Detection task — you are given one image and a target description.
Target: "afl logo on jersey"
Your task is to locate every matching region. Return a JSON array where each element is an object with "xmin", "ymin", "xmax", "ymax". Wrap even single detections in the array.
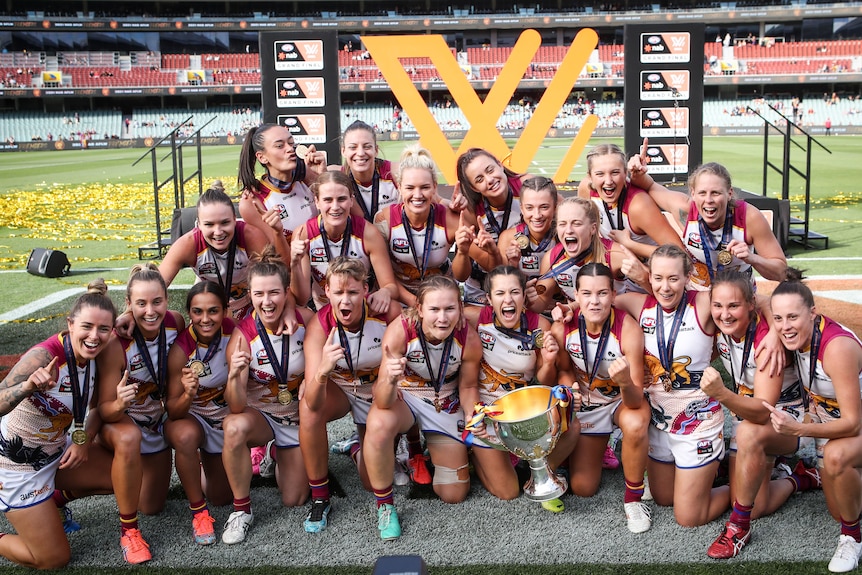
[
  {"xmin": 198, "ymin": 262, "xmax": 218, "ymax": 276},
  {"xmin": 479, "ymin": 330, "xmax": 496, "ymax": 350},
  {"xmin": 310, "ymin": 247, "xmax": 327, "ymax": 262},
  {"xmin": 57, "ymin": 375, "xmax": 73, "ymax": 393},
  {"xmin": 696, "ymin": 439, "xmax": 713, "ymax": 455},
  {"xmin": 557, "ymin": 273, "xmax": 573, "ymax": 287},
  {"xmin": 566, "ymin": 342, "xmax": 583, "ymax": 358},
  {"xmin": 717, "ymin": 341, "xmax": 731, "ymax": 359},
  {"xmin": 641, "ymin": 316, "xmax": 656, "ymax": 334},
  {"xmin": 406, "ymin": 350, "xmax": 424, "ymax": 363},
  {"xmin": 392, "ymin": 238, "xmax": 410, "ymax": 254},
  {"xmin": 522, "ymin": 255, "xmax": 540, "ymax": 271},
  {"xmin": 255, "ymin": 349, "xmax": 271, "ymax": 365},
  {"xmin": 687, "ymin": 232, "xmax": 703, "ymax": 250}
]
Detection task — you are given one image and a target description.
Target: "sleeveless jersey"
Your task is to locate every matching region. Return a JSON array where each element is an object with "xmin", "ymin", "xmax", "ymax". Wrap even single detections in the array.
[
  {"xmin": 545, "ymin": 237, "xmax": 614, "ymax": 301},
  {"xmin": 386, "ymin": 203, "xmax": 452, "ymax": 294},
  {"xmin": 251, "ymin": 177, "xmax": 317, "ymax": 242},
  {"xmin": 400, "ymin": 317, "xmax": 467, "ymax": 409},
  {"xmin": 173, "ymin": 318, "xmax": 236, "ymax": 428},
  {"xmin": 683, "ymin": 200, "xmax": 752, "ymax": 289},
  {"xmin": 795, "ymin": 315, "xmax": 862, "ymax": 421},
  {"xmin": 345, "ymin": 159, "xmax": 399, "ymax": 221},
  {"xmin": 591, "ymin": 184, "xmax": 656, "ymax": 248},
  {"xmin": 640, "ymin": 291, "xmax": 722, "ymax": 435},
  {"xmin": 512, "ymin": 222, "xmax": 555, "ymax": 279},
  {"xmin": 563, "ymin": 307, "xmax": 627, "ymax": 410},
  {"xmin": 318, "ymin": 301, "xmax": 387, "ymax": 403},
  {"xmin": 306, "ymin": 216, "xmax": 370, "ymax": 309},
  {"xmin": 715, "ymin": 312, "xmax": 802, "ymax": 418},
  {"xmin": 237, "ymin": 310, "xmax": 306, "ymax": 425},
  {"xmin": 119, "ymin": 313, "xmax": 181, "ymax": 433},
  {"xmin": 193, "ymin": 220, "xmax": 253, "ymax": 319},
  {"xmin": 476, "ymin": 306, "xmax": 540, "ymax": 404},
  {"xmin": 0, "ymin": 335, "xmax": 97, "ymax": 472}
]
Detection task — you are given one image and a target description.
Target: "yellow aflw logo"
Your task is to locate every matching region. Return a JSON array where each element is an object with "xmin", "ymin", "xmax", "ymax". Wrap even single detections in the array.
[{"xmin": 363, "ymin": 28, "xmax": 599, "ymax": 183}]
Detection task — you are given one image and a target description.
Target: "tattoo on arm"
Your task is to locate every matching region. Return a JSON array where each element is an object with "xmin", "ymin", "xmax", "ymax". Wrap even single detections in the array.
[
  {"xmin": 677, "ymin": 209, "xmax": 687, "ymax": 229},
  {"xmin": 0, "ymin": 348, "xmax": 52, "ymax": 415}
]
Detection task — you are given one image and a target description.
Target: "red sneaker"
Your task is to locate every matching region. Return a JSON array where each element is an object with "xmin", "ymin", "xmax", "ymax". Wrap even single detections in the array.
[
  {"xmin": 793, "ymin": 459, "xmax": 822, "ymax": 490},
  {"xmin": 707, "ymin": 521, "xmax": 751, "ymax": 559},
  {"xmin": 408, "ymin": 454, "xmax": 432, "ymax": 485},
  {"xmin": 120, "ymin": 528, "xmax": 152, "ymax": 564},
  {"xmin": 601, "ymin": 445, "xmax": 620, "ymax": 470}
]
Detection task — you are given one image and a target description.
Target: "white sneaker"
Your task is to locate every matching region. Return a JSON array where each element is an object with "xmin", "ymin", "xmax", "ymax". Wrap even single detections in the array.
[
  {"xmin": 772, "ymin": 460, "xmax": 793, "ymax": 481},
  {"xmin": 259, "ymin": 441, "xmax": 276, "ymax": 479},
  {"xmin": 624, "ymin": 501, "xmax": 652, "ymax": 534},
  {"xmin": 829, "ymin": 535, "xmax": 862, "ymax": 573},
  {"xmin": 642, "ymin": 474, "xmax": 653, "ymax": 501},
  {"xmin": 221, "ymin": 511, "xmax": 254, "ymax": 545},
  {"xmin": 393, "ymin": 435, "xmax": 410, "ymax": 486}
]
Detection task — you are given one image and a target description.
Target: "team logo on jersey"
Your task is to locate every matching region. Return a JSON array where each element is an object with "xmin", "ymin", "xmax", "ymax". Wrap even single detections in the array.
[
  {"xmin": 641, "ymin": 316, "xmax": 656, "ymax": 335},
  {"xmin": 310, "ymin": 247, "xmax": 327, "ymax": 262},
  {"xmin": 392, "ymin": 238, "xmax": 410, "ymax": 254},
  {"xmin": 129, "ymin": 353, "xmax": 146, "ymax": 373},
  {"xmin": 717, "ymin": 341, "xmax": 731, "ymax": 360},
  {"xmin": 557, "ymin": 273, "xmax": 573, "ymax": 288},
  {"xmin": 566, "ymin": 342, "xmax": 584, "ymax": 359},
  {"xmin": 479, "ymin": 331, "xmax": 496, "ymax": 350},
  {"xmin": 57, "ymin": 375, "xmax": 73, "ymax": 393},
  {"xmin": 276, "ymin": 203, "xmax": 289, "ymax": 219},
  {"xmin": 696, "ymin": 439, "xmax": 713, "ymax": 455},
  {"xmin": 406, "ymin": 350, "xmax": 424, "ymax": 363},
  {"xmin": 255, "ymin": 349, "xmax": 271, "ymax": 365},
  {"xmin": 522, "ymin": 255, "xmax": 540, "ymax": 271},
  {"xmin": 686, "ymin": 232, "xmax": 703, "ymax": 251},
  {"xmin": 198, "ymin": 262, "xmax": 218, "ymax": 276}
]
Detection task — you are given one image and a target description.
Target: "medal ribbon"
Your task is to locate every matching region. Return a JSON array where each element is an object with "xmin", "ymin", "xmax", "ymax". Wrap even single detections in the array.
[
  {"xmin": 255, "ymin": 316, "xmax": 290, "ymax": 390},
  {"xmin": 62, "ymin": 334, "xmax": 90, "ymax": 433},
  {"xmin": 517, "ymin": 223, "xmax": 554, "ymax": 256},
  {"xmin": 319, "ymin": 215, "xmax": 353, "ymax": 262},
  {"xmin": 493, "ymin": 312, "xmax": 534, "ymax": 348},
  {"xmin": 416, "ymin": 328, "xmax": 454, "ymax": 395},
  {"xmin": 335, "ymin": 304, "xmax": 367, "ymax": 379},
  {"xmin": 402, "ymin": 204, "xmax": 436, "ymax": 281},
  {"xmin": 348, "ymin": 166, "xmax": 380, "ymax": 222},
  {"xmin": 601, "ymin": 186, "xmax": 627, "ymax": 231},
  {"xmin": 577, "ymin": 313, "xmax": 612, "ymax": 394},
  {"xmin": 723, "ymin": 319, "xmax": 756, "ymax": 394},
  {"xmin": 697, "ymin": 206, "xmax": 734, "ymax": 280},
  {"xmin": 655, "ymin": 294, "xmax": 688, "ymax": 384},
  {"xmin": 794, "ymin": 315, "xmax": 824, "ymax": 411},
  {"xmin": 192, "ymin": 326, "xmax": 223, "ymax": 365},
  {"xmin": 482, "ymin": 191, "xmax": 513, "ymax": 239},
  {"xmin": 212, "ymin": 234, "xmax": 237, "ymax": 302},
  {"xmin": 132, "ymin": 324, "xmax": 168, "ymax": 397},
  {"xmin": 537, "ymin": 246, "xmax": 593, "ymax": 281}
]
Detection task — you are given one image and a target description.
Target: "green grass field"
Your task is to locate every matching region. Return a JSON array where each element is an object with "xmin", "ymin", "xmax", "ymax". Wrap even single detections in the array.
[{"xmin": 0, "ymin": 135, "xmax": 859, "ymax": 319}]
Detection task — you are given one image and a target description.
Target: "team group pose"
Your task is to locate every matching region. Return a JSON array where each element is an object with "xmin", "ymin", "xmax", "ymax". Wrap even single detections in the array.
[{"xmin": 1, "ymin": 135, "xmax": 857, "ymax": 572}]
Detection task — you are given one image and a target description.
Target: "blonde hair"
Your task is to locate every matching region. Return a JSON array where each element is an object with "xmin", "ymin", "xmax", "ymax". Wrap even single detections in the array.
[
  {"xmin": 326, "ymin": 256, "xmax": 368, "ymax": 285},
  {"xmin": 311, "ymin": 170, "xmax": 354, "ymax": 199},
  {"xmin": 586, "ymin": 143, "xmax": 627, "ymax": 174},
  {"xmin": 395, "ymin": 144, "xmax": 438, "ymax": 186},
  {"xmin": 127, "ymin": 262, "xmax": 167, "ymax": 300},
  {"xmin": 557, "ymin": 197, "xmax": 606, "ymax": 264},
  {"xmin": 402, "ymin": 275, "xmax": 461, "ymax": 325}
]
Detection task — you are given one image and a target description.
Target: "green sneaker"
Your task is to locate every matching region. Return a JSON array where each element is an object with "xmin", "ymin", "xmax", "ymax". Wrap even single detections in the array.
[{"xmin": 377, "ymin": 504, "xmax": 401, "ymax": 541}]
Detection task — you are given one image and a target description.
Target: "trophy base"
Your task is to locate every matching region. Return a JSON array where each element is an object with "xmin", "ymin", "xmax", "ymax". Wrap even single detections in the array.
[{"xmin": 522, "ymin": 459, "xmax": 568, "ymax": 502}]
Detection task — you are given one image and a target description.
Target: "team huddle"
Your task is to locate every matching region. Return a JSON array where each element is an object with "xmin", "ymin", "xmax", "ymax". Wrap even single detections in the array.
[{"xmin": 1, "ymin": 121, "xmax": 862, "ymax": 573}]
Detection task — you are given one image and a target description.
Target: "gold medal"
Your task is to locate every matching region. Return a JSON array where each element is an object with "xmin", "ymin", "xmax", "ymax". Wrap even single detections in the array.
[
  {"xmin": 187, "ymin": 360, "xmax": 206, "ymax": 376},
  {"xmin": 717, "ymin": 250, "xmax": 733, "ymax": 266},
  {"xmin": 277, "ymin": 388, "xmax": 293, "ymax": 405},
  {"xmin": 295, "ymin": 144, "xmax": 309, "ymax": 160},
  {"xmin": 71, "ymin": 428, "xmax": 87, "ymax": 446},
  {"xmin": 531, "ymin": 329, "xmax": 544, "ymax": 349},
  {"xmin": 515, "ymin": 233, "xmax": 530, "ymax": 250}
]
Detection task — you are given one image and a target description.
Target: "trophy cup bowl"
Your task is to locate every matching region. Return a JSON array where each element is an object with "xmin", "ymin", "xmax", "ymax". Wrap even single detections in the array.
[{"xmin": 484, "ymin": 386, "xmax": 568, "ymax": 502}]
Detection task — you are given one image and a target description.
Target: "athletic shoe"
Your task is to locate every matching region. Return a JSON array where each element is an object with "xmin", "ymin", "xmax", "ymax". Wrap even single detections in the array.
[
  {"xmin": 259, "ymin": 441, "xmax": 276, "ymax": 479},
  {"xmin": 221, "ymin": 511, "xmax": 254, "ymax": 545},
  {"xmin": 541, "ymin": 498, "xmax": 565, "ymax": 513},
  {"xmin": 377, "ymin": 504, "xmax": 401, "ymax": 541},
  {"xmin": 642, "ymin": 474, "xmax": 653, "ymax": 502},
  {"xmin": 192, "ymin": 509, "xmax": 216, "ymax": 545},
  {"xmin": 303, "ymin": 499, "xmax": 332, "ymax": 533},
  {"xmin": 120, "ymin": 528, "xmax": 152, "ymax": 564},
  {"xmin": 59, "ymin": 506, "xmax": 81, "ymax": 533},
  {"xmin": 408, "ymin": 454, "xmax": 432, "ymax": 485},
  {"xmin": 793, "ymin": 459, "xmax": 822, "ymax": 490},
  {"xmin": 602, "ymin": 445, "xmax": 620, "ymax": 470},
  {"xmin": 330, "ymin": 431, "xmax": 360, "ymax": 454},
  {"xmin": 250, "ymin": 446, "xmax": 266, "ymax": 476},
  {"xmin": 772, "ymin": 459, "xmax": 793, "ymax": 481},
  {"xmin": 393, "ymin": 460, "xmax": 410, "ymax": 486},
  {"xmin": 707, "ymin": 521, "xmax": 752, "ymax": 559},
  {"xmin": 829, "ymin": 535, "xmax": 862, "ymax": 573},
  {"xmin": 624, "ymin": 501, "xmax": 652, "ymax": 534}
]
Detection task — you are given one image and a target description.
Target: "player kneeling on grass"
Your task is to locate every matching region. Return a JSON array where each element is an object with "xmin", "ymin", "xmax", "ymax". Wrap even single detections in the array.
[{"xmin": 364, "ymin": 276, "xmax": 482, "ymax": 541}]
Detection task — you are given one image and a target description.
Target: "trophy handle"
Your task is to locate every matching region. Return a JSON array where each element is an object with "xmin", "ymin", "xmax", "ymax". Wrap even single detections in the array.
[{"xmin": 463, "ymin": 407, "xmax": 508, "ymax": 450}]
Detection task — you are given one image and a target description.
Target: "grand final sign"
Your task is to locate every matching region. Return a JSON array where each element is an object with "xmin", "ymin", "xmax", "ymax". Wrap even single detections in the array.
[{"xmin": 363, "ymin": 28, "xmax": 599, "ymax": 184}]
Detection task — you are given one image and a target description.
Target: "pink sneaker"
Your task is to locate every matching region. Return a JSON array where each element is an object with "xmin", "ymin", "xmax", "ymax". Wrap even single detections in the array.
[
  {"xmin": 602, "ymin": 445, "xmax": 620, "ymax": 470},
  {"xmin": 250, "ymin": 446, "xmax": 266, "ymax": 476}
]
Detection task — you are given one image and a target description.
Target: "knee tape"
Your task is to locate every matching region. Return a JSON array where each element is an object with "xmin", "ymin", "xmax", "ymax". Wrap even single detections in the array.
[{"xmin": 432, "ymin": 463, "xmax": 470, "ymax": 485}]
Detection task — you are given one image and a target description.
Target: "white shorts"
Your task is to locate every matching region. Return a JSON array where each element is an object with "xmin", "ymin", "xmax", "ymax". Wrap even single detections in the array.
[
  {"xmin": 347, "ymin": 394, "xmax": 372, "ymax": 426},
  {"xmin": 401, "ymin": 391, "xmax": 464, "ymax": 443},
  {"xmin": 578, "ymin": 401, "xmax": 622, "ymax": 436},
  {"xmin": 728, "ymin": 399, "xmax": 804, "ymax": 453},
  {"xmin": 139, "ymin": 422, "xmax": 169, "ymax": 455},
  {"xmin": 261, "ymin": 411, "xmax": 301, "ymax": 449},
  {"xmin": 190, "ymin": 412, "xmax": 226, "ymax": 455},
  {"xmin": 0, "ymin": 438, "xmax": 68, "ymax": 512},
  {"xmin": 648, "ymin": 424, "xmax": 725, "ymax": 469}
]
